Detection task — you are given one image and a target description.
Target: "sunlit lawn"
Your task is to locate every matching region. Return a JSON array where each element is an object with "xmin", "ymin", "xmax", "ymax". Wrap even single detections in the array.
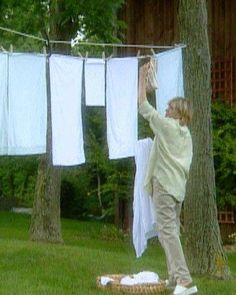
[{"xmin": 0, "ymin": 211, "xmax": 235, "ymax": 294}]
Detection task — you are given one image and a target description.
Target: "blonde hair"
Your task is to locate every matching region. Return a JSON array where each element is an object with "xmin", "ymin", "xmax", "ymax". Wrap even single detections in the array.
[{"xmin": 169, "ymin": 97, "xmax": 193, "ymax": 126}]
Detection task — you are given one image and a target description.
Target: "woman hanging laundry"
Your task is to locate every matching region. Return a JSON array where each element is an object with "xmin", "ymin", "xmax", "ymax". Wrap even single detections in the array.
[{"xmin": 138, "ymin": 61, "xmax": 198, "ymax": 295}]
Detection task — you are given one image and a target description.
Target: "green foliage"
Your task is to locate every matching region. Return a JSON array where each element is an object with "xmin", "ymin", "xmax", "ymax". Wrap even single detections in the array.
[
  {"xmin": 0, "ymin": 0, "xmax": 125, "ymax": 51},
  {"xmin": 212, "ymin": 102, "xmax": 236, "ymax": 209},
  {"xmin": 0, "ymin": 156, "xmax": 38, "ymax": 208},
  {"xmin": 71, "ymin": 0, "xmax": 126, "ymax": 42},
  {"xmin": 0, "ymin": 0, "xmax": 48, "ymax": 51}
]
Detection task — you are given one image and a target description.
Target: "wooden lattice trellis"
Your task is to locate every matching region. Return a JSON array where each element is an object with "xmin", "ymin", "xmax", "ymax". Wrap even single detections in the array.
[
  {"xmin": 218, "ymin": 210, "xmax": 235, "ymax": 224},
  {"xmin": 211, "ymin": 57, "xmax": 234, "ymax": 106}
]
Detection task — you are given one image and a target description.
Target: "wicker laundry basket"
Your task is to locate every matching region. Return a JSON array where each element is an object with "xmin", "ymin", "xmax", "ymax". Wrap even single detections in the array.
[{"xmin": 96, "ymin": 274, "xmax": 165, "ymax": 294}]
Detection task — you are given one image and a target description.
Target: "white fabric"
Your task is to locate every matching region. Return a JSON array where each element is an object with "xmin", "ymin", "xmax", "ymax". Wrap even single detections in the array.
[
  {"xmin": 100, "ymin": 276, "xmax": 114, "ymax": 286},
  {"xmin": 0, "ymin": 53, "xmax": 8, "ymax": 155},
  {"xmin": 120, "ymin": 271, "xmax": 159, "ymax": 285},
  {"xmin": 133, "ymin": 138, "xmax": 158, "ymax": 258},
  {"xmin": 106, "ymin": 57, "xmax": 138, "ymax": 159},
  {"xmin": 50, "ymin": 54, "xmax": 85, "ymax": 166},
  {"xmin": 8, "ymin": 53, "xmax": 47, "ymax": 155},
  {"xmin": 155, "ymin": 48, "xmax": 184, "ymax": 116},
  {"xmin": 85, "ymin": 58, "xmax": 105, "ymax": 106}
]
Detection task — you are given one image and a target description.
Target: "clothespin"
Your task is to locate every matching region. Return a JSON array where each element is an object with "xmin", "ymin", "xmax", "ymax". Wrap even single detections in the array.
[
  {"xmin": 77, "ymin": 51, "xmax": 83, "ymax": 58},
  {"xmin": 150, "ymin": 48, "xmax": 156, "ymax": 56},
  {"xmin": 102, "ymin": 51, "xmax": 105, "ymax": 61},
  {"xmin": 85, "ymin": 51, "xmax": 88, "ymax": 61},
  {"xmin": 9, "ymin": 44, "xmax": 13, "ymax": 53},
  {"xmin": 136, "ymin": 50, "xmax": 140, "ymax": 58},
  {"xmin": 107, "ymin": 53, "xmax": 113, "ymax": 61}
]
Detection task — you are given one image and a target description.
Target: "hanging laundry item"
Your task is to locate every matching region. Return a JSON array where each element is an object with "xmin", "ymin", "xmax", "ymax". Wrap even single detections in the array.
[
  {"xmin": 8, "ymin": 53, "xmax": 47, "ymax": 155},
  {"xmin": 133, "ymin": 138, "xmax": 158, "ymax": 258},
  {"xmin": 0, "ymin": 53, "xmax": 8, "ymax": 155},
  {"xmin": 50, "ymin": 54, "xmax": 85, "ymax": 166},
  {"xmin": 155, "ymin": 48, "xmax": 184, "ymax": 116},
  {"xmin": 84, "ymin": 58, "xmax": 105, "ymax": 106},
  {"xmin": 106, "ymin": 57, "xmax": 138, "ymax": 159}
]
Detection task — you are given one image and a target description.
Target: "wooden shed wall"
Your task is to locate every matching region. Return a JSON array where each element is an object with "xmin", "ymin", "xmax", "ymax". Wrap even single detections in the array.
[
  {"xmin": 119, "ymin": 0, "xmax": 236, "ymax": 104},
  {"xmin": 209, "ymin": 0, "xmax": 236, "ymax": 58},
  {"xmin": 119, "ymin": 0, "xmax": 178, "ymax": 55},
  {"xmin": 209, "ymin": 0, "xmax": 236, "ymax": 105}
]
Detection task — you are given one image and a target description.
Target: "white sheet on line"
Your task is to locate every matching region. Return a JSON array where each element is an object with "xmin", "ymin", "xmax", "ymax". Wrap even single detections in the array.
[
  {"xmin": 85, "ymin": 58, "xmax": 105, "ymax": 106},
  {"xmin": 0, "ymin": 53, "xmax": 8, "ymax": 155},
  {"xmin": 133, "ymin": 138, "xmax": 158, "ymax": 258},
  {"xmin": 8, "ymin": 53, "xmax": 47, "ymax": 155},
  {"xmin": 155, "ymin": 48, "xmax": 184, "ymax": 116},
  {"xmin": 106, "ymin": 57, "xmax": 138, "ymax": 159},
  {"xmin": 50, "ymin": 54, "xmax": 85, "ymax": 166}
]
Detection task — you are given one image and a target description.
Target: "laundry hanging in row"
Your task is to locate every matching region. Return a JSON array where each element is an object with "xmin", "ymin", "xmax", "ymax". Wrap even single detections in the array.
[
  {"xmin": 0, "ymin": 48, "xmax": 184, "ymax": 165},
  {"xmin": 0, "ymin": 53, "xmax": 47, "ymax": 155}
]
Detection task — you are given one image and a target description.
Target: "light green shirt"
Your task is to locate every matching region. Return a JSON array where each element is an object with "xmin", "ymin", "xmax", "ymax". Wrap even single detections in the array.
[{"xmin": 139, "ymin": 100, "xmax": 193, "ymax": 202}]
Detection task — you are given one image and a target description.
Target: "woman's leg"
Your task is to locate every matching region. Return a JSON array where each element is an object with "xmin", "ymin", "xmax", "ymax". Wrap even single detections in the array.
[{"xmin": 153, "ymin": 178, "xmax": 192, "ymax": 285}]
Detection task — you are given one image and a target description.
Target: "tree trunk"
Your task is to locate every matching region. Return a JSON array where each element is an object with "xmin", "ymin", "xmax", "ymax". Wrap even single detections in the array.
[
  {"xmin": 30, "ymin": 55, "xmax": 63, "ymax": 243},
  {"xmin": 30, "ymin": 0, "xmax": 75, "ymax": 242},
  {"xmin": 178, "ymin": 0, "xmax": 231, "ymax": 278},
  {"xmin": 30, "ymin": 158, "xmax": 62, "ymax": 242}
]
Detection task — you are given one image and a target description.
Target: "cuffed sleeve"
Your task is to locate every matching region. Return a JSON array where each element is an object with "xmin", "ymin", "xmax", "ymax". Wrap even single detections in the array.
[{"xmin": 139, "ymin": 100, "xmax": 156, "ymax": 119}]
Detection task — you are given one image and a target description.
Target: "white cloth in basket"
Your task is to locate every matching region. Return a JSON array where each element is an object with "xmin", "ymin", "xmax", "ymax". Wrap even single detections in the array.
[{"xmin": 120, "ymin": 271, "xmax": 159, "ymax": 285}]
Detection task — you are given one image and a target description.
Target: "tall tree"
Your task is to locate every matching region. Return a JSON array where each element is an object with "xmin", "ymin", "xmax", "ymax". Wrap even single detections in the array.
[
  {"xmin": 178, "ymin": 0, "xmax": 230, "ymax": 278},
  {"xmin": 30, "ymin": 1, "xmax": 74, "ymax": 243}
]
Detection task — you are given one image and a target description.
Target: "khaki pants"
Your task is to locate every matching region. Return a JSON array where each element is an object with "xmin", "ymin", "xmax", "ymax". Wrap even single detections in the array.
[{"xmin": 152, "ymin": 178, "xmax": 192, "ymax": 285}]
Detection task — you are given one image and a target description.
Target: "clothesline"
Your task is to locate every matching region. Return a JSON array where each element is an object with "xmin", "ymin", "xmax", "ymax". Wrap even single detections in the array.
[{"xmin": 0, "ymin": 25, "xmax": 186, "ymax": 50}]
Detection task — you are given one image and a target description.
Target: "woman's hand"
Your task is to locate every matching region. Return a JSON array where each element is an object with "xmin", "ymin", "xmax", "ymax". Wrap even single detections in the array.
[
  {"xmin": 139, "ymin": 62, "xmax": 150, "ymax": 78},
  {"xmin": 138, "ymin": 62, "xmax": 150, "ymax": 105}
]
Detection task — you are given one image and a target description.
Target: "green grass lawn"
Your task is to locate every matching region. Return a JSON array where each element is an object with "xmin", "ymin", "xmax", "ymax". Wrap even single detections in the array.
[{"xmin": 0, "ymin": 211, "xmax": 235, "ymax": 295}]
